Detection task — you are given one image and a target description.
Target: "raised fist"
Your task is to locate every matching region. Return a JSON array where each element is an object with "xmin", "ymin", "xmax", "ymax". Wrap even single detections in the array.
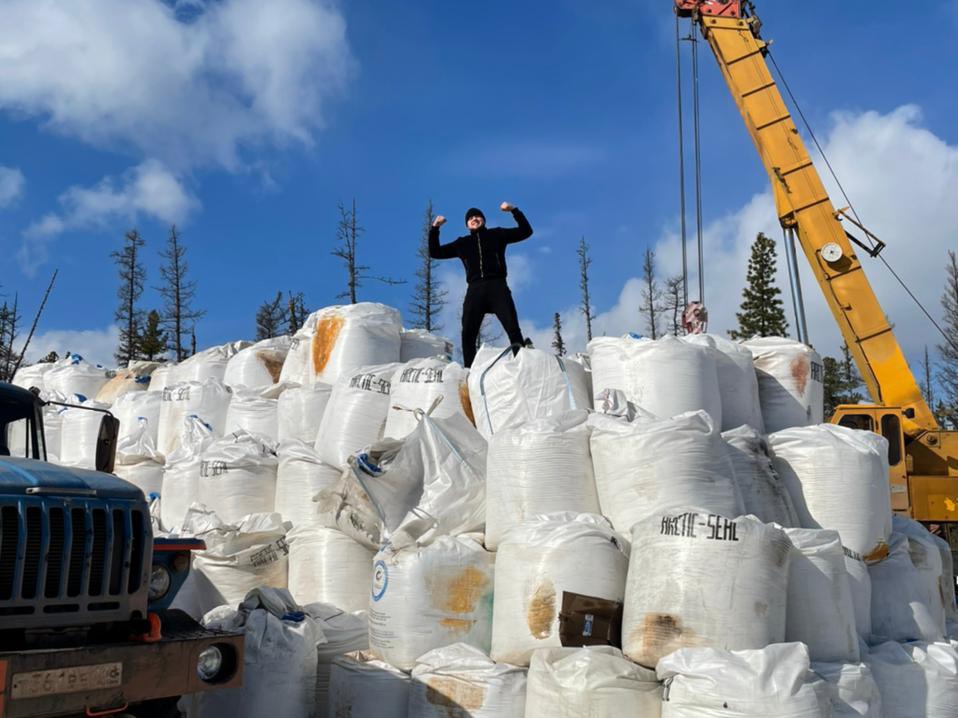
[
  {"xmin": 433, "ymin": 215, "xmax": 446, "ymax": 227},
  {"xmin": 500, "ymin": 201, "xmax": 515, "ymax": 212}
]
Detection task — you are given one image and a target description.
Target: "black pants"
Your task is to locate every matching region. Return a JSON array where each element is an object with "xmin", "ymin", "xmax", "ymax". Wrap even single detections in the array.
[{"xmin": 461, "ymin": 278, "xmax": 525, "ymax": 368}]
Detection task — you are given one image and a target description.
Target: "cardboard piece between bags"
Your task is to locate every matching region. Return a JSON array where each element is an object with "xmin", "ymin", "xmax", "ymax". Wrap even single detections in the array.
[{"xmin": 559, "ymin": 591, "xmax": 623, "ymax": 648}]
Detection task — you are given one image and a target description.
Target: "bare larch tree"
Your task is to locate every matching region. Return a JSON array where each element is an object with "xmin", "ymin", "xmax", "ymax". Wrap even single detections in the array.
[
  {"xmin": 639, "ymin": 248, "xmax": 662, "ymax": 339},
  {"xmin": 112, "ymin": 229, "xmax": 146, "ymax": 366},
  {"xmin": 332, "ymin": 198, "xmax": 404, "ymax": 304},
  {"xmin": 158, "ymin": 225, "xmax": 205, "ymax": 361},
  {"xmin": 410, "ymin": 200, "xmax": 447, "ymax": 331},
  {"xmin": 578, "ymin": 237, "xmax": 595, "ymax": 342}
]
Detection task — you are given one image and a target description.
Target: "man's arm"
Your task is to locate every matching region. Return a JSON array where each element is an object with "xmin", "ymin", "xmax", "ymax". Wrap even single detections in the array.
[
  {"xmin": 498, "ymin": 201, "xmax": 533, "ymax": 244},
  {"xmin": 428, "ymin": 215, "xmax": 459, "ymax": 259}
]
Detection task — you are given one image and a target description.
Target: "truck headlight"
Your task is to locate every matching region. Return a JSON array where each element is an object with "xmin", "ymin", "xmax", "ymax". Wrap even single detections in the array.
[
  {"xmin": 148, "ymin": 565, "xmax": 171, "ymax": 600},
  {"xmin": 197, "ymin": 646, "xmax": 223, "ymax": 682}
]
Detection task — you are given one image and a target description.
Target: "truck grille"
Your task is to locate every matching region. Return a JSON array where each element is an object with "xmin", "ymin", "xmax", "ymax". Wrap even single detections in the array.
[{"xmin": 0, "ymin": 497, "xmax": 150, "ymax": 629}]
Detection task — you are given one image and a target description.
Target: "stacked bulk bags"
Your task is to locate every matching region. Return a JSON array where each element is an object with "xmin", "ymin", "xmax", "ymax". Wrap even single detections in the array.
[
  {"xmin": 491, "ymin": 513, "xmax": 628, "ymax": 666},
  {"xmin": 587, "ymin": 334, "xmax": 722, "ymax": 426},
  {"xmin": 892, "ymin": 515, "xmax": 956, "ymax": 628},
  {"xmin": 844, "ymin": 550, "xmax": 873, "ymax": 641},
  {"xmin": 812, "ymin": 662, "xmax": 882, "ymax": 718},
  {"xmin": 744, "ymin": 337, "xmax": 824, "ymax": 432},
  {"xmin": 723, "ymin": 425, "xmax": 798, "ymax": 526},
  {"xmin": 623, "ymin": 509, "xmax": 791, "ymax": 668},
  {"xmin": 280, "ymin": 303, "xmax": 402, "ymax": 387},
  {"xmin": 306, "ymin": 605, "xmax": 369, "ymax": 717},
  {"xmin": 400, "ymin": 328, "xmax": 452, "ymax": 361},
  {"xmin": 468, "ymin": 346, "xmax": 591, "ymax": 439},
  {"xmin": 408, "ymin": 644, "xmax": 527, "ymax": 718},
  {"xmin": 384, "ymin": 358, "xmax": 470, "ymax": 439},
  {"xmin": 58, "ymin": 399, "xmax": 110, "ymax": 469},
  {"xmin": 315, "ymin": 363, "xmax": 399, "ymax": 468},
  {"xmin": 867, "ymin": 640, "xmax": 958, "ymax": 718},
  {"xmin": 276, "ymin": 382, "xmax": 332, "ymax": 443},
  {"xmin": 287, "ymin": 526, "xmax": 373, "ymax": 612},
  {"xmin": 160, "ymin": 416, "xmax": 214, "ymax": 531},
  {"xmin": 45, "ymin": 353, "xmax": 112, "ymax": 400},
  {"xmin": 589, "ymin": 411, "xmax": 742, "ymax": 534},
  {"xmin": 685, "ymin": 334, "xmax": 763, "ymax": 431},
  {"xmin": 41, "ymin": 400, "xmax": 68, "ymax": 464},
  {"xmin": 156, "ymin": 378, "xmax": 232, "ymax": 458},
  {"xmin": 198, "ymin": 430, "xmax": 278, "ymax": 524},
  {"xmin": 485, "ymin": 411, "xmax": 599, "ymax": 549},
  {"xmin": 114, "ymin": 420, "xmax": 164, "ymax": 497},
  {"xmin": 170, "ymin": 341, "xmax": 248, "ymax": 385},
  {"xmin": 96, "ymin": 362, "xmax": 156, "ymax": 403},
  {"xmin": 784, "ymin": 528, "xmax": 860, "ymax": 662},
  {"xmin": 369, "ymin": 534, "xmax": 494, "ymax": 671},
  {"xmin": 148, "ymin": 364, "xmax": 174, "ymax": 394},
  {"xmin": 12, "ymin": 361, "xmax": 55, "ymax": 393},
  {"xmin": 223, "ymin": 336, "xmax": 290, "ymax": 390},
  {"xmin": 328, "ymin": 651, "xmax": 411, "ymax": 718},
  {"xmin": 274, "ymin": 441, "xmax": 341, "ymax": 527},
  {"xmin": 657, "ymin": 643, "xmax": 830, "ymax": 718},
  {"xmin": 223, "ymin": 388, "xmax": 278, "ymax": 441},
  {"xmin": 869, "ymin": 532, "xmax": 945, "ymax": 643},
  {"xmin": 770, "ymin": 424, "xmax": 891, "ymax": 562},
  {"xmin": 111, "ymin": 390, "xmax": 163, "ymax": 445},
  {"xmin": 525, "ymin": 646, "xmax": 661, "ymax": 718}
]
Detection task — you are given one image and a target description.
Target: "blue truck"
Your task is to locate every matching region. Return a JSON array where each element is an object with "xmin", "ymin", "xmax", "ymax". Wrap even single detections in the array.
[{"xmin": 0, "ymin": 382, "xmax": 243, "ymax": 718}]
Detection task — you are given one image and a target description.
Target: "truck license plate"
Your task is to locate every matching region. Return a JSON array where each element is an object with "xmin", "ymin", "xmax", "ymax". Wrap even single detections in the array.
[{"xmin": 11, "ymin": 662, "xmax": 122, "ymax": 699}]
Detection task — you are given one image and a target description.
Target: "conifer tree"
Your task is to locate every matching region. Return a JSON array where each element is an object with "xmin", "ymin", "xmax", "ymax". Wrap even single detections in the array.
[
  {"xmin": 410, "ymin": 200, "xmax": 447, "ymax": 331},
  {"xmin": 158, "ymin": 225, "xmax": 204, "ymax": 362},
  {"xmin": 663, "ymin": 275, "xmax": 685, "ymax": 336},
  {"xmin": 938, "ymin": 250, "xmax": 958, "ymax": 427},
  {"xmin": 551, "ymin": 312, "xmax": 566, "ymax": 357},
  {"xmin": 578, "ymin": 237, "xmax": 595, "ymax": 342},
  {"xmin": 256, "ymin": 292, "xmax": 288, "ymax": 340},
  {"xmin": 729, "ymin": 232, "xmax": 789, "ymax": 340},
  {"xmin": 639, "ymin": 248, "xmax": 662, "ymax": 339},
  {"xmin": 112, "ymin": 229, "xmax": 146, "ymax": 366},
  {"xmin": 918, "ymin": 345, "xmax": 935, "ymax": 409},
  {"xmin": 0, "ymin": 297, "xmax": 19, "ymax": 382},
  {"xmin": 138, "ymin": 310, "xmax": 167, "ymax": 361},
  {"xmin": 287, "ymin": 292, "xmax": 309, "ymax": 335},
  {"xmin": 822, "ymin": 342, "xmax": 865, "ymax": 417}
]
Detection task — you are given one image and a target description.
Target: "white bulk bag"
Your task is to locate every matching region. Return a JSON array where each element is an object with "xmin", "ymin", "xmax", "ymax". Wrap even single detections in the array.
[
  {"xmin": 525, "ymin": 646, "xmax": 661, "ymax": 718},
  {"xmin": 288, "ymin": 526, "xmax": 373, "ymax": 613},
  {"xmin": 384, "ymin": 358, "xmax": 470, "ymax": 439},
  {"xmin": 867, "ymin": 640, "xmax": 958, "ymax": 718},
  {"xmin": 148, "ymin": 364, "xmax": 174, "ymax": 393},
  {"xmin": 160, "ymin": 417, "xmax": 215, "ymax": 531},
  {"xmin": 587, "ymin": 334, "xmax": 722, "ymax": 426},
  {"xmin": 114, "ymin": 420, "xmax": 164, "ymax": 497},
  {"xmin": 744, "ymin": 337, "xmax": 824, "ymax": 432},
  {"xmin": 280, "ymin": 303, "xmax": 402, "ymax": 387},
  {"xmin": 686, "ymin": 334, "xmax": 764, "ymax": 431},
  {"xmin": 194, "ymin": 588, "xmax": 319, "ymax": 718},
  {"xmin": 170, "ymin": 341, "xmax": 249, "ymax": 385},
  {"xmin": 157, "ymin": 378, "xmax": 232, "ymax": 458},
  {"xmin": 223, "ymin": 336, "xmax": 290, "ymax": 390},
  {"xmin": 58, "ymin": 399, "xmax": 111, "ymax": 469},
  {"xmin": 369, "ymin": 534, "xmax": 494, "ymax": 671},
  {"xmin": 275, "ymin": 440, "xmax": 341, "ymax": 527},
  {"xmin": 315, "ymin": 470, "xmax": 384, "ymax": 550},
  {"xmin": 844, "ymin": 551, "xmax": 873, "ymax": 640},
  {"xmin": 305, "ymin": 604, "xmax": 368, "ymax": 718},
  {"xmin": 623, "ymin": 509, "xmax": 791, "ymax": 668},
  {"xmin": 198, "ymin": 430, "xmax": 278, "ymax": 525},
  {"xmin": 112, "ymin": 391, "xmax": 163, "ymax": 446},
  {"xmin": 491, "ymin": 513, "xmax": 629, "ymax": 666},
  {"xmin": 41, "ymin": 400, "xmax": 68, "ymax": 464},
  {"xmin": 589, "ymin": 411, "xmax": 743, "ymax": 534},
  {"xmin": 276, "ymin": 382, "xmax": 332, "ymax": 443},
  {"xmin": 769, "ymin": 424, "xmax": 892, "ymax": 562},
  {"xmin": 812, "ymin": 662, "xmax": 882, "ymax": 718},
  {"xmin": 723, "ymin": 425, "xmax": 798, "ymax": 526},
  {"xmin": 784, "ymin": 528, "xmax": 860, "ymax": 662},
  {"xmin": 12, "ymin": 362, "xmax": 55, "ymax": 394},
  {"xmin": 869, "ymin": 532, "xmax": 945, "ymax": 643},
  {"xmin": 96, "ymin": 364, "xmax": 155, "ymax": 404},
  {"xmin": 328, "ymin": 651, "xmax": 410, "ymax": 718},
  {"xmin": 485, "ymin": 410, "xmax": 599, "ymax": 550},
  {"xmin": 409, "ymin": 644, "xmax": 527, "ymax": 718},
  {"xmin": 315, "ymin": 363, "xmax": 399, "ymax": 468},
  {"xmin": 223, "ymin": 388, "xmax": 278, "ymax": 441},
  {"xmin": 892, "ymin": 515, "xmax": 956, "ymax": 627},
  {"xmin": 657, "ymin": 643, "xmax": 830, "ymax": 718},
  {"xmin": 400, "ymin": 328, "xmax": 452, "ymax": 362},
  {"xmin": 45, "ymin": 354, "xmax": 112, "ymax": 401},
  {"xmin": 173, "ymin": 508, "xmax": 290, "ymax": 618},
  {"xmin": 468, "ymin": 346, "xmax": 591, "ymax": 439}
]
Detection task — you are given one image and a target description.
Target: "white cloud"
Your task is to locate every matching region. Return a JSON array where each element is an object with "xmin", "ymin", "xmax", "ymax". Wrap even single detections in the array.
[
  {"xmin": 18, "ymin": 160, "xmax": 196, "ymax": 275},
  {"xmin": 0, "ymin": 166, "xmax": 25, "ymax": 207},
  {"xmin": 0, "ymin": 0, "xmax": 353, "ymax": 170},
  {"xmin": 21, "ymin": 325, "xmax": 120, "ymax": 368}
]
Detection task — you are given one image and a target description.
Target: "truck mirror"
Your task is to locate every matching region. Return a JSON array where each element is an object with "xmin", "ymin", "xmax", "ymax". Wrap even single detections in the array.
[{"xmin": 96, "ymin": 414, "xmax": 120, "ymax": 474}]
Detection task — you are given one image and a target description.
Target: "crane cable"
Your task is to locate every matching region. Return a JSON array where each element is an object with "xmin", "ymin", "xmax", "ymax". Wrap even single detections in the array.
[
  {"xmin": 765, "ymin": 48, "xmax": 958, "ymax": 357},
  {"xmin": 691, "ymin": 23, "xmax": 705, "ymax": 307},
  {"xmin": 675, "ymin": 14, "xmax": 689, "ymax": 307}
]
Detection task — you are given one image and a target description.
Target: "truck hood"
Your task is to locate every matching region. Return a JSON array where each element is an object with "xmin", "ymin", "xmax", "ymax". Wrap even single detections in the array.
[{"xmin": 0, "ymin": 456, "xmax": 145, "ymax": 501}]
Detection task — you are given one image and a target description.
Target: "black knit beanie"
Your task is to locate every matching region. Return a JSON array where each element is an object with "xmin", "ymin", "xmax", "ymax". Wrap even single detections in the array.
[{"xmin": 464, "ymin": 207, "xmax": 485, "ymax": 223}]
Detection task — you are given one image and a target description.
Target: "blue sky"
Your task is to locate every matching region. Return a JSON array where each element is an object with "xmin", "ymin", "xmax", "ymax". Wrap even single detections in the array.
[{"xmin": 2, "ymin": 0, "xmax": 957, "ymax": 371}]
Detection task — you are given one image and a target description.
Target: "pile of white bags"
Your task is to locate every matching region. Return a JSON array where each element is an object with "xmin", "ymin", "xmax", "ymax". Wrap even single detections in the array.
[
  {"xmin": 159, "ymin": 416, "xmax": 214, "ymax": 531},
  {"xmin": 288, "ymin": 526, "xmax": 373, "ymax": 613},
  {"xmin": 274, "ymin": 440, "xmax": 341, "ymax": 527},
  {"xmin": 368, "ymin": 535, "xmax": 494, "ymax": 671},
  {"xmin": 223, "ymin": 336, "xmax": 290, "ymax": 390},
  {"xmin": 41, "ymin": 400, "xmax": 68, "ymax": 464},
  {"xmin": 223, "ymin": 388, "xmax": 278, "ymax": 441},
  {"xmin": 723, "ymin": 425, "xmax": 797, "ymax": 526},
  {"xmin": 867, "ymin": 640, "xmax": 958, "ymax": 718},
  {"xmin": 485, "ymin": 410, "xmax": 599, "ymax": 549},
  {"xmin": 685, "ymin": 334, "xmax": 764, "ymax": 431},
  {"xmin": 409, "ymin": 644, "xmax": 527, "ymax": 718},
  {"xmin": 468, "ymin": 346, "xmax": 591, "ymax": 439},
  {"xmin": 892, "ymin": 515, "xmax": 956, "ymax": 628},
  {"xmin": 589, "ymin": 411, "xmax": 742, "ymax": 534},
  {"xmin": 770, "ymin": 424, "xmax": 892, "ymax": 562},
  {"xmin": 96, "ymin": 362, "xmax": 156, "ymax": 403},
  {"xmin": 12, "ymin": 362, "xmax": 55, "ymax": 393},
  {"xmin": 384, "ymin": 358, "xmax": 470, "ymax": 439},
  {"xmin": 148, "ymin": 364, "xmax": 173, "ymax": 393},
  {"xmin": 170, "ymin": 341, "xmax": 249, "ymax": 385},
  {"xmin": 157, "ymin": 378, "xmax": 232, "ymax": 458},
  {"xmin": 45, "ymin": 353, "xmax": 112, "ymax": 400},
  {"xmin": 491, "ymin": 513, "xmax": 629, "ymax": 666},
  {"xmin": 198, "ymin": 430, "xmax": 278, "ymax": 525},
  {"xmin": 114, "ymin": 420, "xmax": 164, "ymax": 497},
  {"xmin": 784, "ymin": 528, "xmax": 860, "ymax": 662},
  {"xmin": 315, "ymin": 363, "xmax": 399, "ymax": 468},
  {"xmin": 525, "ymin": 646, "xmax": 661, "ymax": 718},
  {"xmin": 657, "ymin": 643, "xmax": 830, "ymax": 718},
  {"xmin": 328, "ymin": 651, "xmax": 411, "ymax": 718},
  {"xmin": 58, "ymin": 399, "xmax": 111, "ymax": 469},
  {"xmin": 276, "ymin": 382, "xmax": 332, "ymax": 443},
  {"xmin": 623, "ymin": 509, "xmax": 791, "ymax": 667},
  {"xmin": 844, "ymin": 550, "xmax": 873, "ymax": 640},
  {"xmin": 400, "ymin": 328, "xmax": 452, "ymax": 361},
  {"xmin": 280, "ymin": 303, "xmax": 402, "ymax": 387},
  {"xmin": 587, "ymin": 334, "xmax": 722, "ymax": 426},
  {"xmin": 111, "ymin": 390, "xmax": 163, "ymax": 445},
  {"xmin": 744, "ymin": 337, "xmax": 824, "ymax": 432},
  {"xmin": 812, "ymin": 661, "xmax": 882, "ymax": 718},
  {"xmin": 305, "ymin": 604, "xmax": 369, "ymax": 717}
]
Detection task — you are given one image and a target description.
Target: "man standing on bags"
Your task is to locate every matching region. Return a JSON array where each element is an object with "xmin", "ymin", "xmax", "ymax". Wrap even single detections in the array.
[{"xmin": 429, "ymin": 202, "xmax": 533, "ymax": 367}]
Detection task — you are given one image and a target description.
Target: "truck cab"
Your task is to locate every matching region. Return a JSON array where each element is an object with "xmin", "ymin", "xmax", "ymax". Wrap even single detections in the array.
[{"xmin": 0, "ymin": 382, "xmax": 243, "ymax": 718}]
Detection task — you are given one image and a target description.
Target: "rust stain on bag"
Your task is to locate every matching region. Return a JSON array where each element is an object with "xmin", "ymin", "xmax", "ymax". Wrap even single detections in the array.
[
  {"xmin": 526, "ymin": 581, "xmax": 556, "ymax": 639},
  {"xmin": 438, "ymin": 617, "xmax": 475, "ymax": 633},
  {"xmin": 863, "ymin": 541, "xmax": 889, "ymax": 564},
  {"xmin": 441, "ymin": 566, "xmax": 489, "ymax": 613},
  {"xmin": 459, "ymin": 382, "xmax": 476, "ymax": 426},
  {"xmin": 256, "ymin": 351, "xmax": 284, "ymax": 383},
  {"xmin": 426, "ymin": 677, "xmax": 485, "ymax": 714},
  {"xmin": 312, "ymin": 315, "xmax": 344, "ymax": 376},
  {"xmin": 790, "ymin": 356, "xmax": 809, "ymax": 395},
  {"xmin": 634, "ymin": 613, "xmax": 690, "ymax": 668}
]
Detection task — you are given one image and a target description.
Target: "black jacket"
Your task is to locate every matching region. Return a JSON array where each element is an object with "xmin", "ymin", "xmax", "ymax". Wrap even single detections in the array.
[{"xmin": 428, "ymin": 209, "xmax": 533, "ymax": 284}]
